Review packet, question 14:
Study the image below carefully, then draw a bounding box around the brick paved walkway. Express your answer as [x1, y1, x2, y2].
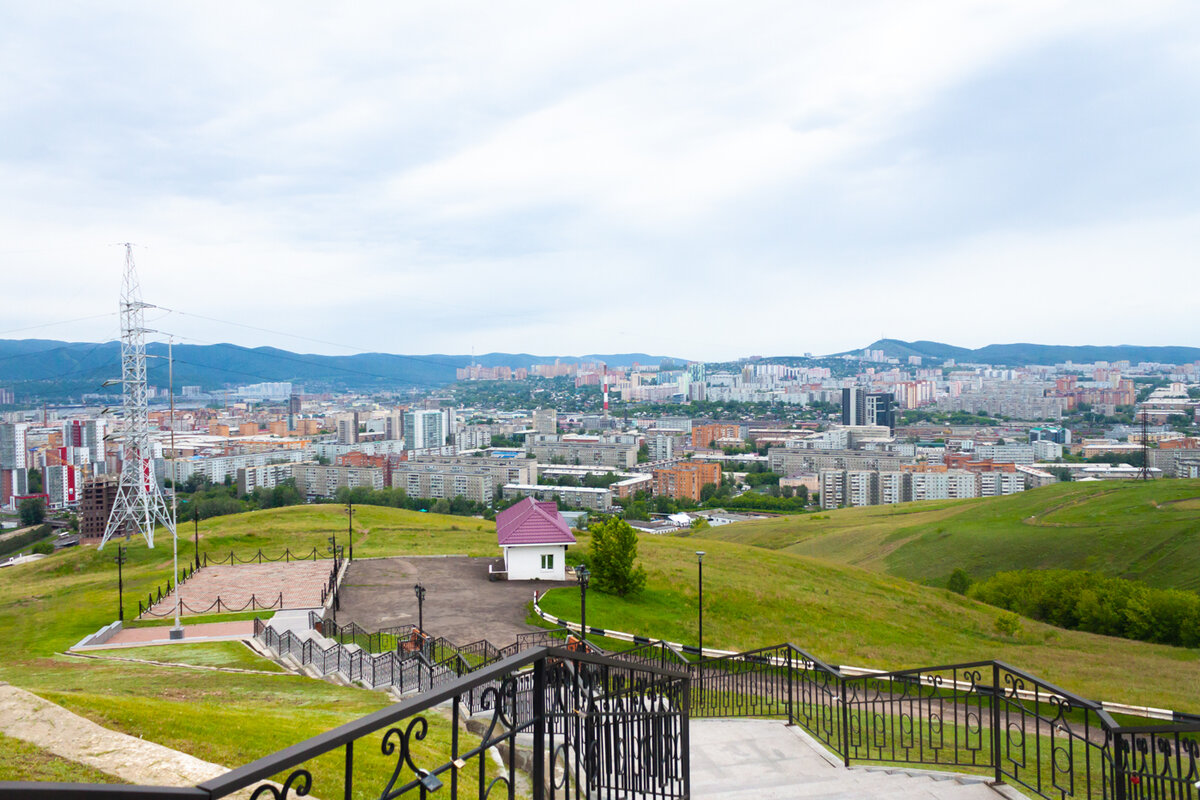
[142, 561, 334, 618]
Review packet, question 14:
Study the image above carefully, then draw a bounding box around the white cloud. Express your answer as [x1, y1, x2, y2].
[0, 0, 1196, 361]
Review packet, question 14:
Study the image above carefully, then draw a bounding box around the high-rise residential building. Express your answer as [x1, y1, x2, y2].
[0, 388, 14, 405]
[337, 413, 360, 445]
[532, 408, 557, 436]
[0, 423, 29, 470]
[841, 388, 864, 426]
[404, 409, 447, 450]
[819, 469, 879, 509]
[80, 477, 119, 541]
[385, 410, 404, 441]
[1, 468, 28, 509]
[650, 434, 674, 461]
[865, 392, 897, 432]
[45, 463, 81, 509]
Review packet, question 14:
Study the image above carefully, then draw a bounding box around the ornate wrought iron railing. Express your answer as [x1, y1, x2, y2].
[688, 644, 1200, 800]
[0, 646, 690, 800]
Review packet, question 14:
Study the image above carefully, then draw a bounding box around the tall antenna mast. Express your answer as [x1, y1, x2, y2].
[100, 244, 176, 550]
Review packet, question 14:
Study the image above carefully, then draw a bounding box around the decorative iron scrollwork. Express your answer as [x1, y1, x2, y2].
[249, 769, 312, 799]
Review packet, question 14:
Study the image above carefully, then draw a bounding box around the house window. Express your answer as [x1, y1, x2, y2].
[540, 553, 554, 570]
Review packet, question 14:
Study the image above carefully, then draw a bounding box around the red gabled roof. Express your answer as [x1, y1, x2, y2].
[496, 497, 576, 547]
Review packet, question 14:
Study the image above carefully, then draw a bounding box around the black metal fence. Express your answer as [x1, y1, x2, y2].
[0, 646, 691, 800]
[690, 644, 1200, 800]
[203, 546, 337, 566]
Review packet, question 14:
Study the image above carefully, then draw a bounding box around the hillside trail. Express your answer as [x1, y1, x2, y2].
[0, 682, 296, 799]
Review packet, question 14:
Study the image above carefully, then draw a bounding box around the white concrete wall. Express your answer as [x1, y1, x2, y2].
[504, 545, 566, 581]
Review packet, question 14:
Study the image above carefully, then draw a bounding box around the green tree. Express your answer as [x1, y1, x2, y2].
[947, 568, 972, 595]
[587, 517, 647, 597]
[18, 497, 45, 527]
[27, 468, 43, 494]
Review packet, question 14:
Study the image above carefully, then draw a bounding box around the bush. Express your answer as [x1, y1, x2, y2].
[969, 569, 1200, 648]
[994, 612, 1022, 638]
[947, 568, 972, 595]
[31, 541, 54, 555]
[586, 517, 647, 597]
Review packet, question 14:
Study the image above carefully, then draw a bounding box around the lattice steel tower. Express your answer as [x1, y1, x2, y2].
[100, 244, 176, 550]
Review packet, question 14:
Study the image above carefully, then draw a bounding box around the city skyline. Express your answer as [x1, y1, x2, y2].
[2, 2, 1199, 359]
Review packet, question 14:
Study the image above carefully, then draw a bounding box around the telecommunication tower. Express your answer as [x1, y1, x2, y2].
[100, 245, 176, 550]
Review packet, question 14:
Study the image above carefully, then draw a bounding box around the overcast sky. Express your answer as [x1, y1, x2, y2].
[2, 1, 1198, 362]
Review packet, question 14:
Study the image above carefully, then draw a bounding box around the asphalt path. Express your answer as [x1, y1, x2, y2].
[337, 556, 577, 647]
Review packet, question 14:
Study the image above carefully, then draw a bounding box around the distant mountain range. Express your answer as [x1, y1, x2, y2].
[0, 338, 676, 396]
[848, 339, 1200, 366]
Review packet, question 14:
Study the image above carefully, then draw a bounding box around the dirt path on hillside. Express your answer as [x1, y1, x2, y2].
[0, 682, 295, 798]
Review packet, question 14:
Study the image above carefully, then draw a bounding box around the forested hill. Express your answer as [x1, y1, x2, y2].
[0, 338, 675, 398]
[849, 339, 1200, 366]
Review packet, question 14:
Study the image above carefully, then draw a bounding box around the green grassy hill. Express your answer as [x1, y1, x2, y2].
[1, 500, 1198, 787]
[0, 505, 499, 790]
[698, 479, 1200, 591]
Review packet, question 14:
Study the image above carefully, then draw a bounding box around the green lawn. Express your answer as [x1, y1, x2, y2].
[699, 479, 1200, 590]
[539, 530, 1200, 712]
[0, 505, 507, 796]
[81, 641, 286, 672]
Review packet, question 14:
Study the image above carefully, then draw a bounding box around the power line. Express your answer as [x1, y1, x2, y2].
[157, 306, 464, 371]
[0, 312, 117, 337]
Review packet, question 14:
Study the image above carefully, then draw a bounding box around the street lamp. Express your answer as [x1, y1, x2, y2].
[413, 583, 426, 632]
[193, 505, 200, 570]
[576, 564, 590, 643]
[114, 545, 127, 622]
[696, 551, 706, 662]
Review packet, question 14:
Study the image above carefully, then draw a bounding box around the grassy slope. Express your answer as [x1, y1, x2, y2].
[698, 480, 1200, 590]
[5, 500, 1198, 786]
[0, 732, 126, 783]
[539, 531, 1200, 711]
[0, 505, 498, 792]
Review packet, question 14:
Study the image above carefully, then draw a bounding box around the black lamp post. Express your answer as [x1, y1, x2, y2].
[696, 551, 706, 661]
[193, 506, 200, 570]
[576, 564, 590, 642]
[114, 544, 127, 622]
[413, 583, 426, 632]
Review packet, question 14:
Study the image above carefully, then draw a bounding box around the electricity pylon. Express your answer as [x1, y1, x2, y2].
[100, 244, 176, 550]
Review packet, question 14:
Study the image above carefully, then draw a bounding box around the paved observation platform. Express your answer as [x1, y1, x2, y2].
[691, 719, 1021, 800]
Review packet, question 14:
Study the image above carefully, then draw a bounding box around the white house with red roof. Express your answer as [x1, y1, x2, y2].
[496, 497, 576, 581]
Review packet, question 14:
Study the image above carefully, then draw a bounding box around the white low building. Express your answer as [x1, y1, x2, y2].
[496, 498, 576, 581]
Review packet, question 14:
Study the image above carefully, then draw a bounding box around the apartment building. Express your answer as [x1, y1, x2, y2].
[392, 455, 535, 494]
[80, 477, 119, 541]
[652, 460, 721, 501]
[768, 448, 906, 476]
[532, 408, 557, 435]
[237, 462, 305, 495]
[292, 463, 384, 499]
[502, 483, 613, 511]
[528, 436, 637, 469]
[910, 470, 979, 501]
[692, 423, 741, 449]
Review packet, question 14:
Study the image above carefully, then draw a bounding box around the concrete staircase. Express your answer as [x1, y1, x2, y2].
[690, 719, 1026, 800]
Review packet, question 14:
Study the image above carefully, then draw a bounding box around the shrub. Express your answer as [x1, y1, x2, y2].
[994, 612, 1022, 638]
[947, 568, 972, 595]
